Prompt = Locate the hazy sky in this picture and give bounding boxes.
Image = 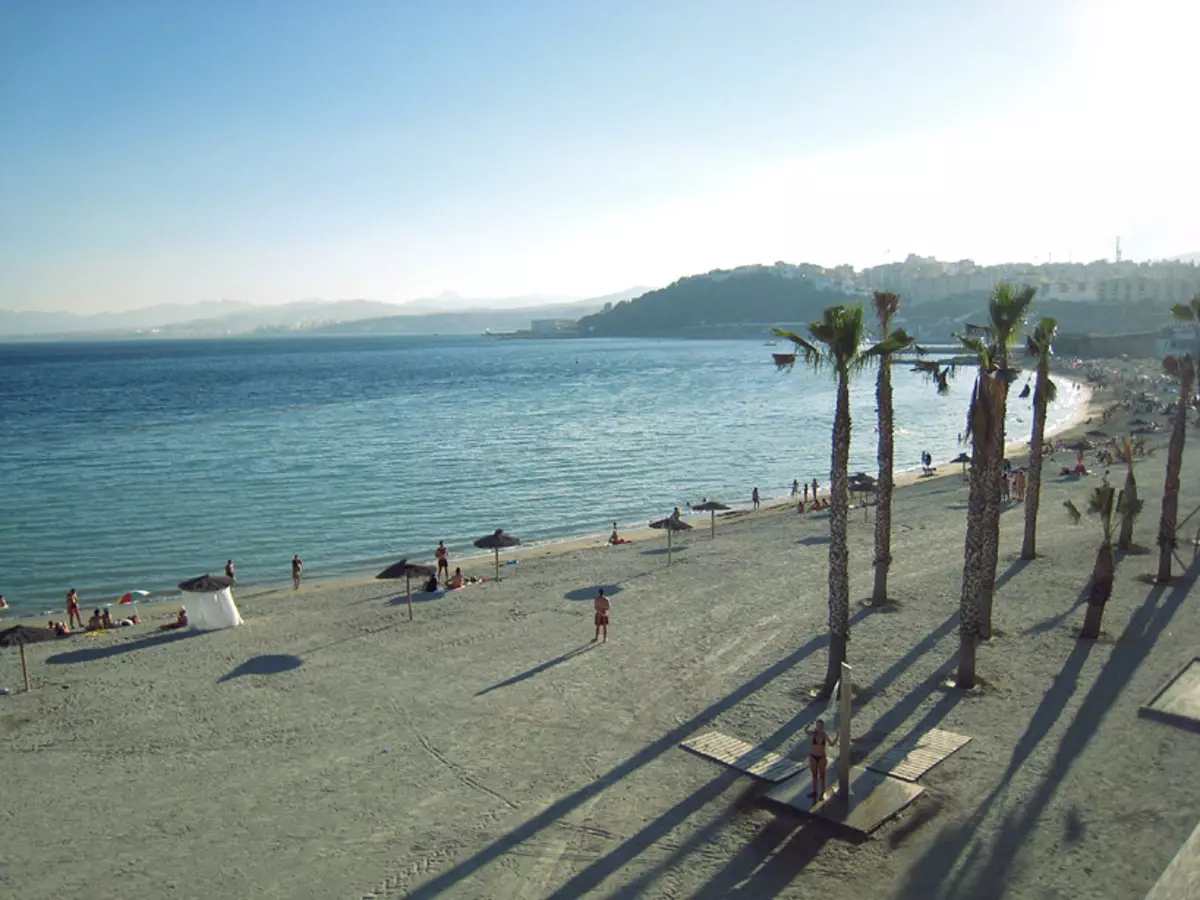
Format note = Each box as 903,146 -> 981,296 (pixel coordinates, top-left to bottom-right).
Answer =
1,0 -> 1195,313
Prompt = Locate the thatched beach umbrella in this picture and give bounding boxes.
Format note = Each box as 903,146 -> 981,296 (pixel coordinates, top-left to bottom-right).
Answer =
0,625 -> 55,692
473,529 -> 521,581
951,452 -> 971,478
691,500 -> 730,538
649,515 -> 692,566
376,558 -> 436,621
178,573 -> 234,593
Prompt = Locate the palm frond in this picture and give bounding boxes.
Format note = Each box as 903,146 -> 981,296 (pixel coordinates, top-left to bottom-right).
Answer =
873,291 -> 901,326
772,328 -> 823,371
1063,499 -> 1082,526
912,359 -> 954,395
1171,303 -> 1198,323
989,282 -> 1037,352
1043,376 -> 1057,405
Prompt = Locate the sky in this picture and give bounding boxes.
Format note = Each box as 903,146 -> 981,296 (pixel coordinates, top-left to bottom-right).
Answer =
1,0 -> 1196,314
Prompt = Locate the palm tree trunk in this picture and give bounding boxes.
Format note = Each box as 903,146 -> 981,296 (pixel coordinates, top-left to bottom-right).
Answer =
872,352 -> 895,604
978,376 -> 1009,639
1157,362 -> 1193,582
1021,367 -> 1050,559
1118,470 -> 1137,552
822,374 -> 853,697
1081,542 -> 1114,639
957,442 -> 987,689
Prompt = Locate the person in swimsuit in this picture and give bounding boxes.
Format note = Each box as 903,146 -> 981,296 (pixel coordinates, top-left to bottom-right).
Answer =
593,588 -> 610,643
435,541 -> 449,581
66,589 -> 83,630
446,567 -> 464,589
225,559 -> 236,582
292,554 -> 304,590
751,487 -> 760,510
804,718 -> 839,801
791,479 -> 799,496
0,594 -> 7,609
811,478 -> 819,501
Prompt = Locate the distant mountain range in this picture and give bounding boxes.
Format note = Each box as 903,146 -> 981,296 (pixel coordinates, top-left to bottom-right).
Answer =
0,288 -> 650,339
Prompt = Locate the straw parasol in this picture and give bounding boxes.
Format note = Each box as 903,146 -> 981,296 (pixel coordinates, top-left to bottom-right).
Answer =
178,573 -> 235,592
951,452 -> 971,478
691,500 -> 730,538
473,529 -> 521,581
0,625 -> 55,692
649,515 -> 692,566
376,558 -> 437,620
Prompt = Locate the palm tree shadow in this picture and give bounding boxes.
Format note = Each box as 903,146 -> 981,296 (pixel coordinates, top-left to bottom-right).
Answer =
218,654 -> 303,682
563,585 -> 623,602
642,547 -> 687,557
993,556 -> 1033,592
475,644 -> 597,696
1022,581 -> 1090,636
797,536 -> 831,546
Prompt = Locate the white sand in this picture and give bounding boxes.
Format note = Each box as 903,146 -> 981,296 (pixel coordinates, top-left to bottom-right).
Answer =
2,359 -> 1197,900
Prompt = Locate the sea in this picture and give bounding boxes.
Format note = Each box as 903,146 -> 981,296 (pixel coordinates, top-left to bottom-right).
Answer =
0,335 -> 1088,615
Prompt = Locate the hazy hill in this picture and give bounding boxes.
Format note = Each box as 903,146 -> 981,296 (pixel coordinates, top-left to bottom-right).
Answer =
577,264 -> 863,337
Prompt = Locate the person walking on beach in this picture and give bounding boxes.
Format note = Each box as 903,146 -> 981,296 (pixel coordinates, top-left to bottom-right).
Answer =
435,541 -> 449,582
752,487 -> 760,510
803,482 -> 809,503
66,588 -> 83,630
804,718 -> 838,802
225,559 -> 236,582
791,479 -> 800,497
811,478 -> 819,501
593,588 -> 610,643
291,554 -> 304,590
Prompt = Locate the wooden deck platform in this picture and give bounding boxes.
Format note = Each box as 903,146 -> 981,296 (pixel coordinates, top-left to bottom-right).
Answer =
680,730 -> 804,782
865,728 -> 971,782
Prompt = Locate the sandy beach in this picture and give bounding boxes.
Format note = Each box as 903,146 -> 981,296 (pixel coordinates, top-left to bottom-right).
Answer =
3,357 -> 1197,900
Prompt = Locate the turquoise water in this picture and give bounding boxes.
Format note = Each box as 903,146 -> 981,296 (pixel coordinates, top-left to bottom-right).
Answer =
0,336 -> 1086,614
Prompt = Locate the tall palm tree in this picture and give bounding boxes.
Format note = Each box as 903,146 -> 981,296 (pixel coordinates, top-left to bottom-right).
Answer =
970,283 -> 1036,641
1021,317 -> 1058,560
869,291 -> 918,605
1157,354 -> 1195,582
1063,485 -> 1120,639
774,304 -> 892,697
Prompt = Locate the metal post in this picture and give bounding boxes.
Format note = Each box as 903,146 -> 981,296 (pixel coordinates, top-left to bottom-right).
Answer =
839,661 -> 852,798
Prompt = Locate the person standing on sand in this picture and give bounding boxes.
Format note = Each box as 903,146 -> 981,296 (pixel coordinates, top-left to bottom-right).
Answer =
803,482 -> 809,503
291,555 -> 303,590
811,478 -> 819,501
435,541 -> 449,582
752,487 -> 760,510
225,560 -> 236,582
804,718 -> 838,801
66,588 -> 83,630
593,588 -> 610,643
791,479 -> 799,497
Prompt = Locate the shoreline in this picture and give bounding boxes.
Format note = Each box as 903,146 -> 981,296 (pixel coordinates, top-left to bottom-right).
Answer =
0,376 -> 1095,623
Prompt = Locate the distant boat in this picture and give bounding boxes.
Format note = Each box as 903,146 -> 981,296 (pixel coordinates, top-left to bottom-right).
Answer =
763,340 -> 777,346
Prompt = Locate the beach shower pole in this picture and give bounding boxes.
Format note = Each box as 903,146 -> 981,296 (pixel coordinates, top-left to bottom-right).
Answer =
20,642 -> 30,692
405,574 -> 414,621
839,662 -> 852,799
667,527 -> 672,566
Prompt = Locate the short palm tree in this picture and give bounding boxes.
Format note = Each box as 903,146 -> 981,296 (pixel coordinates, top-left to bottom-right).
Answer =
1063,485 -> 1121,639
1021,317 -> 1058,560
869,292 -> 918,605
1115,437 -> 1142,552
1157,354 -> 1195,582
775,304 -> 896,697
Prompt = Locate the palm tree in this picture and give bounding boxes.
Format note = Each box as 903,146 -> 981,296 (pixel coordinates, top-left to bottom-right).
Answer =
869,291 -> 918,605
1063,485 -> 1120,639
1115,437 -> 1142,552
774,304 -> 880,697
1157,354 -> 1195,582
1171,293 -> 1200,361
968,283 -> 1036,643
1021,317 -> 1058,560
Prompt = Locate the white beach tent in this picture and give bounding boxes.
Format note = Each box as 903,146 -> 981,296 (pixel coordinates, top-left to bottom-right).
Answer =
177,574 -> 243,630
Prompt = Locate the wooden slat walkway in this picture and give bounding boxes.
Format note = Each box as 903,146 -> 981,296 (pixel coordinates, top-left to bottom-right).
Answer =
865,728 -> 971,782
680,730 -> 804,782
1145,820 -> 1200,900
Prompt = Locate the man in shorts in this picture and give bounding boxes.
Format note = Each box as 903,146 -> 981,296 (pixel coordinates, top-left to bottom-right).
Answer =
593,588 -> 611,643
292,555 -> 304,590
435,541 -> 449,582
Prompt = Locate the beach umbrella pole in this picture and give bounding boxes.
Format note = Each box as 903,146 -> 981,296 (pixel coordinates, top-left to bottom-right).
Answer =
20,642 -> 29,692
667,527 -> 673,566
494,548 -> 500,581
710,511 -> 715,539
406,574 -> 413,621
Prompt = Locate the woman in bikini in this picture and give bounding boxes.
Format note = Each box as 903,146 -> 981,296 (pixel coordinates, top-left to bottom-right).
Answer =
804,718 -> 838,801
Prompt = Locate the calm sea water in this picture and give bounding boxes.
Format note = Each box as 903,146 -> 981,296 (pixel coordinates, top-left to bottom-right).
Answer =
0,336 -> 1086,613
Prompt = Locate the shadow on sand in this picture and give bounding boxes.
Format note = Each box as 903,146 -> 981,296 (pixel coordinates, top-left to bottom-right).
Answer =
219,654 -> 303,682
642,547 -> 687,557
475,644 -> 598,696
44,629 -> 200,665
563,585 -> 624,602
